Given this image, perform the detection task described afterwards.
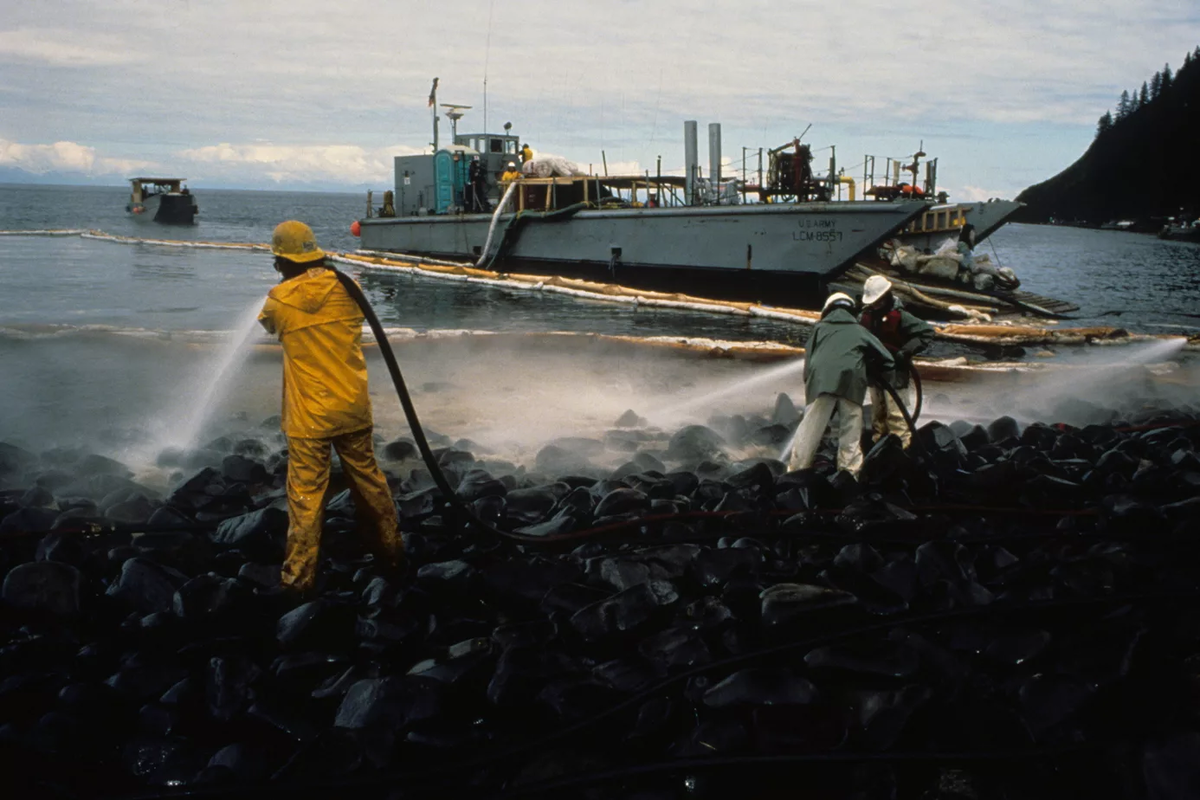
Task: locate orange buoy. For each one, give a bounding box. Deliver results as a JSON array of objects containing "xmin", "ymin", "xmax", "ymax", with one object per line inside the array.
[{"xmin": 350, "ymin": 220, "xmax": 361, "ymax": 237}]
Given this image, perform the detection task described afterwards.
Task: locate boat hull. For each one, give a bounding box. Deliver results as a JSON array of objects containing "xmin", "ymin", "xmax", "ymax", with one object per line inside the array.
[
  {"xmin": 128, "ymin": 192, "xmax": 198, "ymax": 224},
  {"xmin": 359, "ymin": 200, "xmax": 929, "ymax": 305}
]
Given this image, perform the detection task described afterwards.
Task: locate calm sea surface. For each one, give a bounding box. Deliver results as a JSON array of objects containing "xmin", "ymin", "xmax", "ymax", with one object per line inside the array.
[{"xmin": 1, "ymin": 183, "xmax": 1197, "ymax": 461}]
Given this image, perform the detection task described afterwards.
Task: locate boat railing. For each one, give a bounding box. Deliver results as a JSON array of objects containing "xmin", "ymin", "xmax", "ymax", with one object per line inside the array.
[
  {"xmin": 499, "ymin": 174, "xmax": 688, "ymax": 213},
  {"xmin": 905, "ymin": 206, "xmax": 970, "ymax": 236}
]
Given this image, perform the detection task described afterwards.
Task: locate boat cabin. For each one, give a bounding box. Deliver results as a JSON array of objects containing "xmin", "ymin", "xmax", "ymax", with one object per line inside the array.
[{"xmin": 129, "ymin": 177, "xmax": 190, "ymax": 203}]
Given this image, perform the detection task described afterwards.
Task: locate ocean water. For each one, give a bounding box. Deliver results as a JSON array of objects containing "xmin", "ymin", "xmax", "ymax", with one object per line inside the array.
[{"xmin": 1, "ymin": 183, "xmax": 1196, "ymax": 473}]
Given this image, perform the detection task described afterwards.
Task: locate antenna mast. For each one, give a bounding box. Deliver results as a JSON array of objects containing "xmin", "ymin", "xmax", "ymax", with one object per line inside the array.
[
  {"xmin": 483, "ymin": 0, "xmax": 494, "ymax": 134},
  {"xmin": 429, "ymin": 77, "xmax": 440, "ymax": 151}
]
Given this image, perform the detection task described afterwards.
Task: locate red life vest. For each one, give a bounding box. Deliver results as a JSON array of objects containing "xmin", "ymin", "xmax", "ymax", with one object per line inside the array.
[{"xmin": 861, "ymin": 308, "xmax": 904, "ymax": 352}]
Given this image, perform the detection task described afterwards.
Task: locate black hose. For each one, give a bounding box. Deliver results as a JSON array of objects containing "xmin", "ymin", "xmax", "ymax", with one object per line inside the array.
[
  {"xmin": 909, "ymin": 363, "xmax": 923, "ymax": 424},
  {"xmin": 331, "ymin": 268, "xmax": 514, "ymax": 543},
  {"xmin": 873, "ymin": 370, "xmax": 926, "ymax": 460}
]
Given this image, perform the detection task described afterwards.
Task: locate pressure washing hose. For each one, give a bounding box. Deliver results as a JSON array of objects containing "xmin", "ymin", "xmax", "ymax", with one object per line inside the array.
[
  {"xmin": 331, "ymin": 268, "xmax": 517, "ymax": 543},
  {"xmin": 870, "ymin": 359, "xmax": 924, "ymax": 456}
]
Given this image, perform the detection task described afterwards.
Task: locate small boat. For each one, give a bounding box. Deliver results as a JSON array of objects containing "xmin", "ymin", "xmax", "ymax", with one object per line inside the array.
[
  {"xmin": 1157, "ymin": 217, "xmax": 1200, "ymax": 242},
  {"xmin": 126, "ymin": 177, "xmax": 198, "ymax": 224}
]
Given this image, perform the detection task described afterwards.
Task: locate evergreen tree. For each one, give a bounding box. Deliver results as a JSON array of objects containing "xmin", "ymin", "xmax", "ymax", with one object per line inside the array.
[
  {"xmin": 1162, "ymin": 64, "xmax": 1173, "ymax": 92},
  {"xmin": 1096, "ymin": 111, "xmax": 1113, "ymax": 138},
  {"xmin": 1150, "ymin": 71, "xmax": 1163, "ymax": 101},
  {"xmin": 1117, "ymin": 89, "xmax": 1131, "ymax": 119},
  {"xmin": 1139, "ymin": 82, "xmax": 1149, "ymax": 108}
]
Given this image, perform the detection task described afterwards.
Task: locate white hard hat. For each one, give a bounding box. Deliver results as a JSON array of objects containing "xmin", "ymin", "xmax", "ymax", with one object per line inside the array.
[
  {"xmin": 822, "ymin": 292, "xmax": 856, "ymax": 312},
  {"xmin": 862, "ymin": 275, "xmax": 893, "ymax": 306}
]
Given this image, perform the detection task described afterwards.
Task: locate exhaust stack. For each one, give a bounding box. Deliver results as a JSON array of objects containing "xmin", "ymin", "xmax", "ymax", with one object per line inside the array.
[
  {"xmin": 684, "ymin": 120, "xmax": 698, "ymax": 205},
  {"xmin": 708, "ymin": 122, "xmax": 722, "ymax": 190}
]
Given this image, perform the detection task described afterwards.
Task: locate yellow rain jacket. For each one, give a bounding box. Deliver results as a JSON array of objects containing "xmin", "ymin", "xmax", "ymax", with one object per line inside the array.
[{"xmin": 258, "ymin": 268, "xmax": 373, "ymax": 438}]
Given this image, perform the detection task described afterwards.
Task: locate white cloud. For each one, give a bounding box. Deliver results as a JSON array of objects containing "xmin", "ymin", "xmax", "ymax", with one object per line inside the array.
[
  {"xmin": 0, "ymin": 138, "xmax": 151, "ymax": 175},
  {"xmin": 1, "ymin": 0, "xmax": 1197, "ymax": 194},
  {"xmin": 0, "ymin": 28, "xmax": 141, "ymax": 67},
  {"xmin": 951, "ymin": 185, "xmax": 1007, "ymax": 203},
  {"xmin": 177, "ymin": 142, "xmax": 428, "ymax": 185}
]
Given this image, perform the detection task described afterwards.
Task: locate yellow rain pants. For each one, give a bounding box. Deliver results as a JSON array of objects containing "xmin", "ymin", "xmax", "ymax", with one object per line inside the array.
[
  {"xmin": 283, "ymin": 430, "xmax": 400, "ymax": 592},
  {"xmin": 259, "ymin": 266, "xmax": 401, "ymax": 593}
]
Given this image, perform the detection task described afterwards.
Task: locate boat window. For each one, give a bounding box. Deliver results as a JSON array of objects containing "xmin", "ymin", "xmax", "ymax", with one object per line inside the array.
[{"xmin": 490, "ymin": 138, "xmax": 503, "ymax": 153}]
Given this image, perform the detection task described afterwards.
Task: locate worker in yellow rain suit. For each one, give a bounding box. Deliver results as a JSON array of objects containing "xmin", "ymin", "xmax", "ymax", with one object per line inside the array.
[{"xmin": 258, "ymin": 220, "xmax": 401, "ymax": 596}]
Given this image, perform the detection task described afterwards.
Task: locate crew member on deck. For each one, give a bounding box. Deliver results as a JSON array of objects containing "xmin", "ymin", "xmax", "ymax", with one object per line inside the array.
[
  {"xmin": 520, "ymin": 143, "xmax": 533, "ymax": 164},
  {"xmin": 500, "ymin": 161, "xmax": 521, "ymax": 183}
]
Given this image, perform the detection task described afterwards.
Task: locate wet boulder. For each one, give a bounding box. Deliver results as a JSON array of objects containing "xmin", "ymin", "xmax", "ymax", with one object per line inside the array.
[
  {"xmin": 638, "ymin": 626, "xmax": 712, "ymax": 671},
  {"xmin": 172, "ymin": 573, "xmax": 252, "ymax": 621},
  {"xmin": 456, "ymin": 469, "xmax": 506, "ymax": 502},
  {"xmin": 569, "ymin": 582, "xmax": 677, "ymax": 640},
  {"xmin": 210, "ymin": 507, "xmax": 287, "ymax": 560},
  {"xmin": 665, "ymin": 425, "xmax": 727, "ymax": 463},
  {"xmin": 19, "ymin": 485, "xmax": 56, "ymax": 509},
  {"xmin": 535, "ymin": 440, "xmax": 601, "ymax": 474},
  {"xmin": 614, "ymin": 409, "xmax": 647, "ymax": 428},
  {"xmin": 276, "ymin": 599, "xmax": 355, "ymax": 651},
  {"xmin": 76, "ymin": 453, "xmax": 133, "ymax": 478},
  {"xmin": 703, "ymin": 668, "xmax": 817, "ymax": 708},
  {"xmin": 0, "ymin": 441, "xmax": 38, "ymax": 481},
  {"xmin": 0, "ymin": 506, "xmax": 59, "ymax": 534},
  {"xmin": 488, "ymin": 647, "xmax": 577, "ymax": 708},
  {"xmin": 772, "ymin": 392, "xmax": 802, "ymax": 427},
  {"xmin": 760, "ymin": 583, "xmax": 857, "ymax": 627},
  {"xmin": 2, "ymin": 561, "xmax": 81, "ymax": 616},
  {"xmin": 383, "ymin": 439, "xmax": 418, "ymax": 461},
  {"xmin": 106, "ymin": 557, "xmax": 185, "ymax": 614},
  {"xmin": 206, "ymin": 654, "xmax": 262, "ymax": 721},
  {"xmin": 333, "ymin": 676, "xmax": 441, "ymax": 730},
  {"xmin": 34, "ymin": 531, "xmax": 87, "ymax": 567},
  {"xmin": 986, "ymin": 415, "xmax": 1021, "ymax": 443},
  {"xmin": 593, "ymin": 487, "xmax": 650, "ymax": 519},
  {"xmin": 504, "ymin": 485, "xmax": 563, "ymax": 524},
  {"xmin": 483, "ymin": 556, "xmax": 580, "ymax": 602},
  {"xmin": 221, "ymin": 454, "xmax": 268, "ymax": 485}
]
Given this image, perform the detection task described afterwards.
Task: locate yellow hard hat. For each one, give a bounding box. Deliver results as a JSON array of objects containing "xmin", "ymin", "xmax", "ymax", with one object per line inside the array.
[{"xmin": 271, "ymin": 220, "xmax": 325, "ymax": 263}]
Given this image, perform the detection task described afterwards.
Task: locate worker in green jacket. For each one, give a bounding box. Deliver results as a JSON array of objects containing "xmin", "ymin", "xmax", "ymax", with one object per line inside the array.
[
  {"xmin": 859, "ymin": 275, "xmax": 934, "ymax": 448},
  {"xmin": 787, "ymin": 292, "xmax": 894, "ymax": 477}
]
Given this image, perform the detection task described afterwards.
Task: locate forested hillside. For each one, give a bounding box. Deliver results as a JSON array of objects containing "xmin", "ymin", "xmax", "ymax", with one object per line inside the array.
[{"xmin": 1016, "ymin": 47, "xmax": 1200, "ymax": 225}]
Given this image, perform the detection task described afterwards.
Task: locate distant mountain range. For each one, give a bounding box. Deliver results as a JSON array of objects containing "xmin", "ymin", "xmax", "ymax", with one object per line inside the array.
[
  {"xmin": 1016, "ymin": 46, "xmax": 1200, "ymax": 225},
  {"xmin": 0, "ymin": 167, "xmax": 117, "ymax": 186}
]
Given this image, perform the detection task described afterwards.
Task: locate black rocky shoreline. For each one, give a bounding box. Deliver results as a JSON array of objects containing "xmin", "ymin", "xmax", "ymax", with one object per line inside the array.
[{"xmin": 2, "ymin": 395, "xmax": 1200, "ymax": 799}]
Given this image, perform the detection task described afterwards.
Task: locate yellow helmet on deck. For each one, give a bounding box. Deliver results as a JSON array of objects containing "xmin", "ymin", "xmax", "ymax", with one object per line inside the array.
[{"xmin": 271, "ymin": 220, "xmax": 326, "ymax": 263}]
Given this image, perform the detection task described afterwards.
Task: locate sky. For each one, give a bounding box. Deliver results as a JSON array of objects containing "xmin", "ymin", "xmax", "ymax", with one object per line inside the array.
[{"xmin": 1, "ymin": 0, "xmax": 1197, "ymax": 201}]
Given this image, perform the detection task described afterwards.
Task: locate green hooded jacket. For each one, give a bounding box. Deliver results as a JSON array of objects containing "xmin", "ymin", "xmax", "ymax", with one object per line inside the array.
[{"xmin": 803, "ymin": 306, "xmax": 894, "ymax": 405}]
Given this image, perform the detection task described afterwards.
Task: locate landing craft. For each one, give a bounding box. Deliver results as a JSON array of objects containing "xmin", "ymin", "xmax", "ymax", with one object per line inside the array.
[
  {"xmin": 355, "ymin": 88, "xmax": 932, "ymax": 309},
  {"xmin": 126, "ymin": 177, "xmax": 198, "ymax": 225}
]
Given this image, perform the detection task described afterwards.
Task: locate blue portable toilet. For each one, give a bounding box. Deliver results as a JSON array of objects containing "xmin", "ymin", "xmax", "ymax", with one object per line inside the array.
[{"xmin": 433, "ymin": 146, "xmax": 475, "ymax": 214}]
